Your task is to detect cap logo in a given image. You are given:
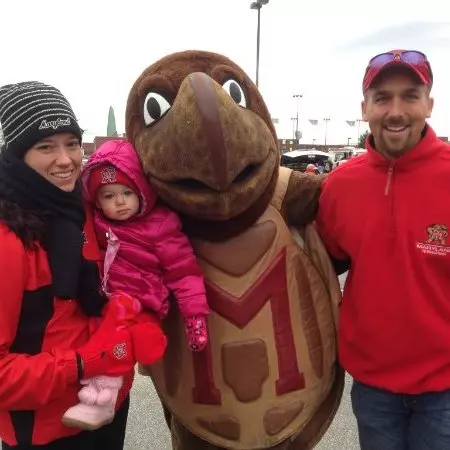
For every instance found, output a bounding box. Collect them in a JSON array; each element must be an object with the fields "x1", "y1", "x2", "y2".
[
  {"x1": 101, "y1": 166, "x2": 117, "y2": 184},
  {"x1": 38, "y1": 117, "x2": 71, "y2": 130},
  {"x1": 393, "y1": 53, "x2": 401, "y2": 61}
]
